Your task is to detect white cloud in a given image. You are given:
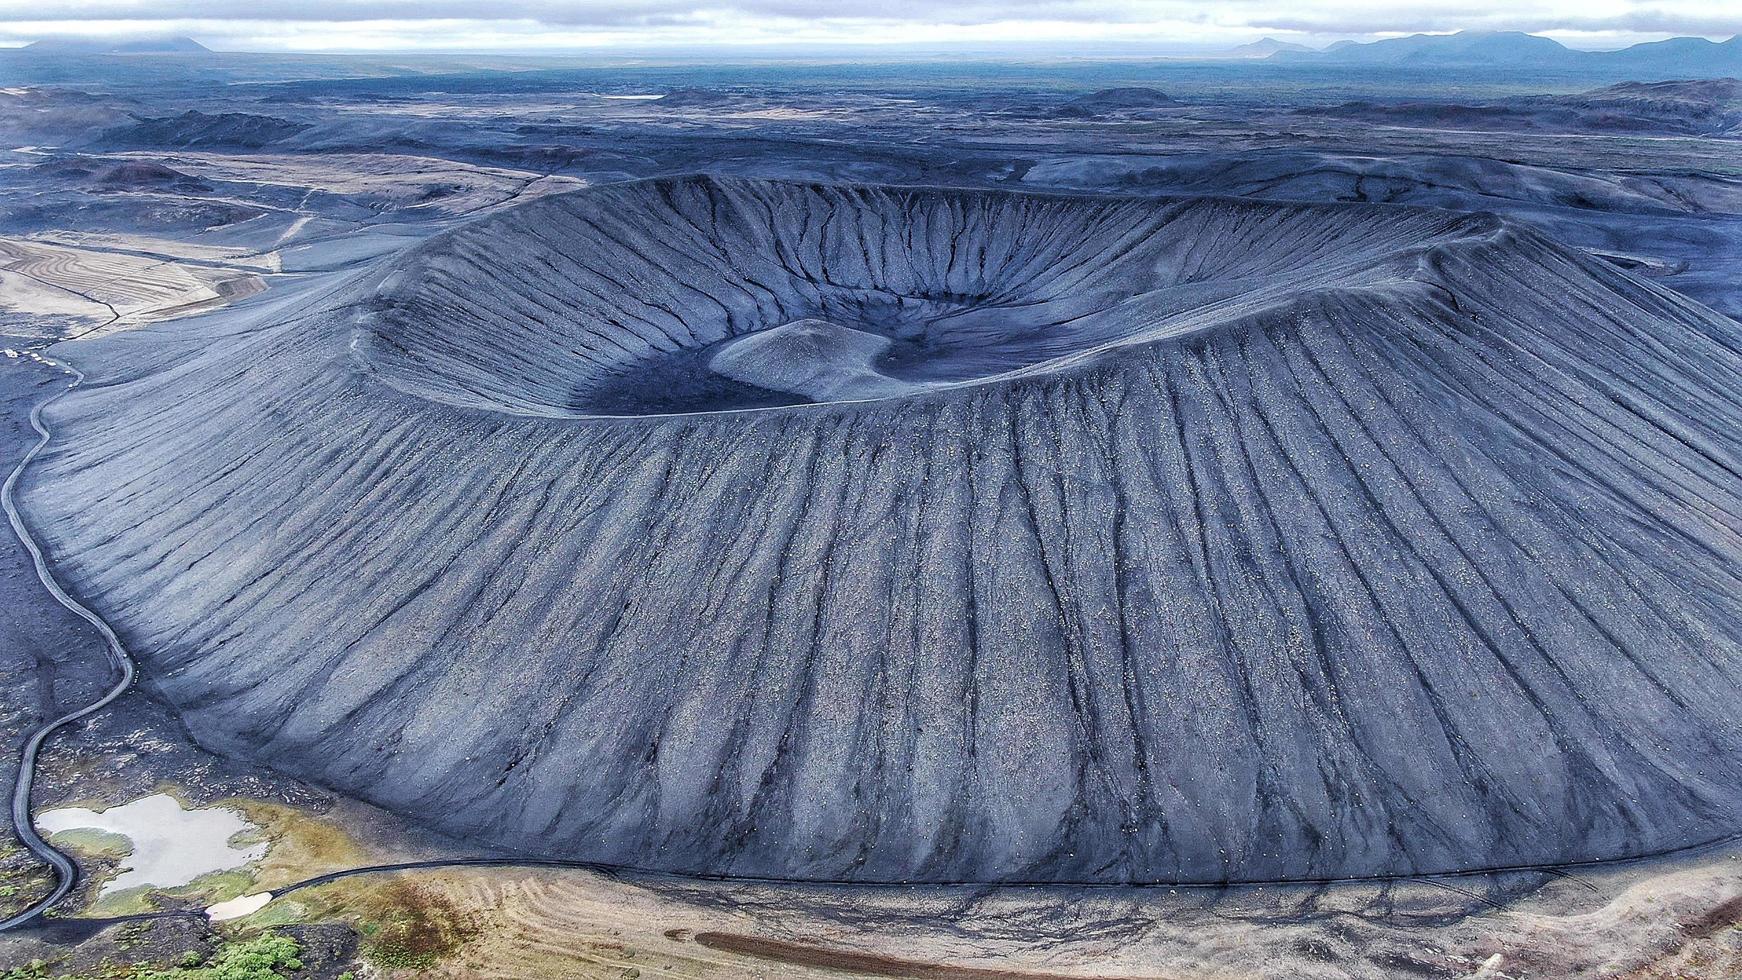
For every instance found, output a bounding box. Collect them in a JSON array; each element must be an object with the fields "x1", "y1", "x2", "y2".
[{"x1": 0, "y1": 0, "x2": 1732, "y2": 51}]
